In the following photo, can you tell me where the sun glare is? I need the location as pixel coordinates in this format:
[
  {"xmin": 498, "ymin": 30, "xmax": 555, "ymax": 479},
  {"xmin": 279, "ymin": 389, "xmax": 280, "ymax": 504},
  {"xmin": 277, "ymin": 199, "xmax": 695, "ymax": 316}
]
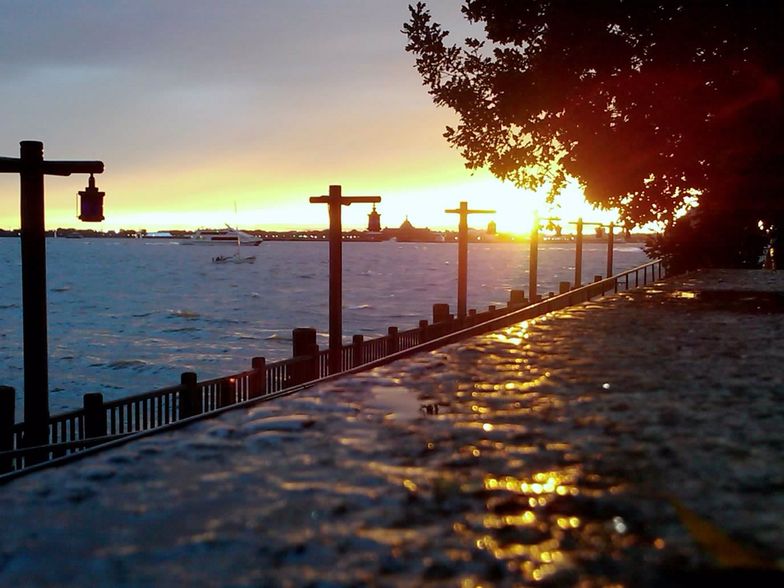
[
  {"xmin": 350, "ymin": 176, "xmax": 620, "ymax": 236},
  {"xmin": 0, "ymin": 155, "xmax": 620, "ymax": 233}
]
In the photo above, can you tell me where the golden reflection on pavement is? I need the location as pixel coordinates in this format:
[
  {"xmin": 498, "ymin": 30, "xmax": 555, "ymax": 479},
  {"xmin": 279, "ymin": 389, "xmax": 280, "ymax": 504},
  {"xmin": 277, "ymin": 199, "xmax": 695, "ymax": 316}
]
[
  {"xmin": 671, "ymin": 290, "xmax": 698, "ymax": 299},
  {"xmin": 458, "ymin": 467, "xmax": 585, "ymax": 583},
  {"xmin": 487, "ymin": 321, "xmax": 530, "ymax": 346}
]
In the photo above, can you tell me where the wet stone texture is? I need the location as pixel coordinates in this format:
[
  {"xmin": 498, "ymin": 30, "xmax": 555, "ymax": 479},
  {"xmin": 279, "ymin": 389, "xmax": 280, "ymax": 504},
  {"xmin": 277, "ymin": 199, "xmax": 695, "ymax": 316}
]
[{"xmin": 2, "ymin": 269, "xmax": 784, "ymax": 586}]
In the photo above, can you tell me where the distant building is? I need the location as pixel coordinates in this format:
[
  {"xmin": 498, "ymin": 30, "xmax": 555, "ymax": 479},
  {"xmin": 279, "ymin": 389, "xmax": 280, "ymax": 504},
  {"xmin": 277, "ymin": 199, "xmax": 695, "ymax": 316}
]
[
  {"xmin": 384, "ymin": 216, "xmax": 444, "ymax": 242},
  {"xmin": 487, "ymin": 220, "xmax": 497, "ymax": 235}
]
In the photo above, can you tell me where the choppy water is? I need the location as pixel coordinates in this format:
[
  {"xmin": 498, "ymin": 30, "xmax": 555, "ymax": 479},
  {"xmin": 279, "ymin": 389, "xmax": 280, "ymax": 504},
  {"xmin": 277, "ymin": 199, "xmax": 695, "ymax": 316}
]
[{"xmin": 0, "ymin": 238, "xmax": 647, "ymax": 416}]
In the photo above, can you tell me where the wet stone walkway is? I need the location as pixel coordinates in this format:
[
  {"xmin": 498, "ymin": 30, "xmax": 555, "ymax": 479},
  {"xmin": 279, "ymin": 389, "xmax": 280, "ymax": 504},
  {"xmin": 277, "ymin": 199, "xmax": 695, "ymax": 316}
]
[{"xmin": 1, "ymin": 269, "xmax": 783, "ymax": 586}]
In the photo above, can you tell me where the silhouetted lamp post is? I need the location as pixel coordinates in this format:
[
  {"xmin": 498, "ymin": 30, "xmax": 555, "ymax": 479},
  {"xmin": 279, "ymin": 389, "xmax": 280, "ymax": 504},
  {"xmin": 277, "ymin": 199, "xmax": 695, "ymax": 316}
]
[
  {"xmin": 570, "ymin": 217, "xmax": 585, "ymax": 287},
  {"xmin": 310, "ymin": 185, "xmax": 380, "ymax": 375},
  {"xmin": 445, "ymin": 201, "xmax": 494, "ymax": 320},
  {"xmin": 529, "ymin": 214, "xmax": 561, "ymax": 303},
  {"xmin": 0, "ymin": 140, "xmax": 104, "ymax": 451},
  {"xmin": 569, "ymin": 219, "xmax": 617, "ymax": 287}
]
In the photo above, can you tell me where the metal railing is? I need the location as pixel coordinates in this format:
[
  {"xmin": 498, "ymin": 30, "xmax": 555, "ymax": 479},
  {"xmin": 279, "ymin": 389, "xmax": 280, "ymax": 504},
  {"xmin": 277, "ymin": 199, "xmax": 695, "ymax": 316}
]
[{"xmin": 0, "ymin": 259, "xmax": 664, "ymax": 478}]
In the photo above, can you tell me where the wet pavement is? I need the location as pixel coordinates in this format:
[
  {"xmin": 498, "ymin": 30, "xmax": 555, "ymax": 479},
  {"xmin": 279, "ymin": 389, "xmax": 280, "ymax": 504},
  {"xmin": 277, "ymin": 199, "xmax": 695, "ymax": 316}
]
[{"xmin": 1, "ymin": 269, "xmax": 783, "ymax": 586}]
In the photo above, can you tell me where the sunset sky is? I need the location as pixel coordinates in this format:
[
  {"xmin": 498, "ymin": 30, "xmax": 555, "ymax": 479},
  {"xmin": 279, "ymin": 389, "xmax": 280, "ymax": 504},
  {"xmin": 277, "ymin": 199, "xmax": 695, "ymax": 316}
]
[{"xmin": 0, "ymin": 1, "xmax": 617, "ymax": 233}]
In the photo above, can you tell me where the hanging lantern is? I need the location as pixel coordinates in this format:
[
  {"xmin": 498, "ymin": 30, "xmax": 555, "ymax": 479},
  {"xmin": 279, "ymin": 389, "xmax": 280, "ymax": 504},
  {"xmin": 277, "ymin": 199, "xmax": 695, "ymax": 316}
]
[{"xmin": 78, "ymin": 174, "xmax": 105, "ymax": 222}]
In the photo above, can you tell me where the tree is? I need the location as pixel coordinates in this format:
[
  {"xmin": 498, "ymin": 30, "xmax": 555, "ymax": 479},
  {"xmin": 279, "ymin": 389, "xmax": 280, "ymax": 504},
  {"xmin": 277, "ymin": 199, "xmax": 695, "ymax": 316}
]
[{"xmin": 404, "ymin": 1, "xmax": 784, "ymax": 269}]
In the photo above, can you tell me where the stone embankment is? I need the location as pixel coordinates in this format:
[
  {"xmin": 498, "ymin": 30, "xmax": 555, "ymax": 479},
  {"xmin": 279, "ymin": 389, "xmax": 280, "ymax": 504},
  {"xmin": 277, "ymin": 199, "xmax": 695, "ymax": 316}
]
[{"xmin": 1, "ymin": 269, "xmax": 782, "ymax": 586}]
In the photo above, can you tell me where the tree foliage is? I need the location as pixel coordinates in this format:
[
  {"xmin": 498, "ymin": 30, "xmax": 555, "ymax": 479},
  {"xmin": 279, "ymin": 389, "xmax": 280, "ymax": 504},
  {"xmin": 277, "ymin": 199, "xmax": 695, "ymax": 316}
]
[{"xmin": 404, "ymin": 1, "xmax": 784, "ymax": 266}]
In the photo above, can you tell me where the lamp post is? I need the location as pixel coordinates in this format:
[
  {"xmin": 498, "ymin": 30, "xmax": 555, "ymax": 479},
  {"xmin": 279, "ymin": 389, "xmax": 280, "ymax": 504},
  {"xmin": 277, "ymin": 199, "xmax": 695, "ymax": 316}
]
[
  {"xmin": 570, "ymin": 217, "xmax": 584, "ymax": 287},
  {"xmin": 310, "ymin": 185, "xmax": 380, "ymax": 375},
  {"xmin": 568, "ymin": 219, "xmax": 616, "ymax": 287},
  {"xmin": 530, "ymin": 212, "xmax": 539, "ymax": 305},
  {"xmin": 445, "ymin": 201, "xmax": 494, "ymax": 319},
  {"xmin": 0, "ymin": 141, "xmax": 104, "ymax": 451},
  {"xmin": 529, "ymin": 215, "xmax": 561, "ymax": 303}
]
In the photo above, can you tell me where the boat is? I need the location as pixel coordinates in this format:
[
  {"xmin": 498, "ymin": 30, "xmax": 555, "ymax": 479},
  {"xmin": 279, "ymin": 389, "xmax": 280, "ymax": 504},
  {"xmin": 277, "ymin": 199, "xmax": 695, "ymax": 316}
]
[
  {"xmin": 208, "ymin": 223, "xmax": 259, "ymax": 264},
  {"xmin": 178, "ymin": 225, "xmax": 262, "ymax": 246},
  {"xmin": 212, "ymin": 253, "xmax": 256, "ymax": 264}
]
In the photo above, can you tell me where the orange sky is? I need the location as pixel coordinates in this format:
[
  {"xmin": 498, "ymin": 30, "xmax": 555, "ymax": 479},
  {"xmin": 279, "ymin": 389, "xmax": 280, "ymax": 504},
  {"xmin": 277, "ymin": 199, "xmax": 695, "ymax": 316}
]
[{"xmin": 0, "ymin": 1, "xmax": 619, "ymax": 234}]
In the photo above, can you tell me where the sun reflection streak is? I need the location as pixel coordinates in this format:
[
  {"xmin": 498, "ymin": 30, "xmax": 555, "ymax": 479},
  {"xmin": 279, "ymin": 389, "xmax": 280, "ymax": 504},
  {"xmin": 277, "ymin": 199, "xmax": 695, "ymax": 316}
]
[
  {"xmin": 483, "ymin": 469, "xmax": 580, "ymax": 501},
  {"xmin": 487, "ymin": 321, "xmax": 531, "ymax": 347},
  {"xmin": 473, "ymin": 467, "xmax": 585, "ymax": 582}
]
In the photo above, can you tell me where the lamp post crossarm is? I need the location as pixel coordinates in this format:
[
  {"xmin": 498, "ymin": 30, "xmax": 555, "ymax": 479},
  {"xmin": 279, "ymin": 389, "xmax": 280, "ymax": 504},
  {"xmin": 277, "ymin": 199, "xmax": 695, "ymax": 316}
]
[
  {"xmin": 0, "ymin": 156, "xmax": 23, "ymax": 173},
  {"xmin": 0, "ymin": 157, "xmax": 103, "ymax": 176},
  {"xmin": 342, "ymin": 196, "xmax": 381, "ymax": 206},
  {"xmin": 40, "ymin": 161, "xmax": 104, "ymax": 176},
  {"xmin": 571, "ymin": 220, "xmax": 606, "ymax": 227},
  {"xmin": 309, "ymin": 195, "xmax": 380, "ymax": 205},
  {"xmin": 445, "ymin": 208, "xmax": 495, "ymax": 215}
]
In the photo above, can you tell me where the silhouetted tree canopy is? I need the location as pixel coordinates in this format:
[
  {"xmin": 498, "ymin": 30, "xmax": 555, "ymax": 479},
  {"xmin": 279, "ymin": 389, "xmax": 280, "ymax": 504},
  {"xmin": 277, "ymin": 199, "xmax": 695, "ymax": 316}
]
[{"xmin": 405, "ymin": 1, "xmax": 784, "ymax": 268}]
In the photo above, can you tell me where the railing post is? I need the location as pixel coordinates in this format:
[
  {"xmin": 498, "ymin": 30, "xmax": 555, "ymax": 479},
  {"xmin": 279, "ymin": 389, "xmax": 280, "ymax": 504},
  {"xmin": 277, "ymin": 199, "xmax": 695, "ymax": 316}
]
[
  {"xmin": 432, "ymin": 303, "xmax": 451, "ymax": 324},
  {"xmin": 292, "ymin": 327, "xmax": 317, "ymax": 357},
  {"xmin": 180, "ymin": 372, "xmax": 200, "ymax": 418},
  {"xmin": 559, "ymin": 281, "xmax": 571, "ymax": 294},
  {"xmin": 352, "ymin": 334, "xmax": 364, "ymax": 368},
  {"xmin": 432, "ymin": 303, "xmax": 451, "ymax": 338},
  {"xmin": 220, "ymin": 378, "xmax": 236, "ymax": 408},
  {"xmin": 591, "ymin": 275, "xmax": 600, "ymax": 296},
  {"xmin": 83, "ymin": 392, "xmax": 106, "ymax": 439},
  {"xmin": 251, "ymin": 357, "xmax": 266, "ymax": 398},
  {"xmin": 418, "ymin": 319, "xmax": 429, "ymax": 344},
  {"xmin": 606, "ymin": 222, "xmax": 614, "ymax": 279},
  {"xmin": 291, "ymin": 327, "xmax": 319, "ymax": 382},
  {"xmin": 0, "ymin": 386, "xmax": 14, "ymax": 473},
  {"xmin": 387, "ymin": 326, "xmax": 399, "ymax": 354},
  {"xmin": 508, "ymin": 289, "xmax": 526, "ymax": 308}
]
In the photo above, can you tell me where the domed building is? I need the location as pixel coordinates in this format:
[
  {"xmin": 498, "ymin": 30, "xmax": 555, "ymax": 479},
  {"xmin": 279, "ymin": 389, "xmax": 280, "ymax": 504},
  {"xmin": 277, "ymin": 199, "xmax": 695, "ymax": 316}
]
[{"xmin": 386, "ymin": 216, "xmax": 444, "ymax": 242}]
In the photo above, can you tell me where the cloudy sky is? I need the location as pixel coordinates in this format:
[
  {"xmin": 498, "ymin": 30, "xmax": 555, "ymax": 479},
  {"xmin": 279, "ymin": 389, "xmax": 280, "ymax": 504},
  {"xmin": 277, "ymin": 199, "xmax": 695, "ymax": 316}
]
[{"xmin": 0, "ymin": 1, "xmax": 603, "ymax": 232}]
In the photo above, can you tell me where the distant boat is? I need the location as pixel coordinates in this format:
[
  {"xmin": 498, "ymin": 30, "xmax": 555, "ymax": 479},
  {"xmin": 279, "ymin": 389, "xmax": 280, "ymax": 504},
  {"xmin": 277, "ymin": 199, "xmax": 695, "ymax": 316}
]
[
  {"xmin": 212, "ymin": 253, "xmax": 256, "ymax": 264},
  {"xmin": 178, "ymin": 225, "xmax": 262, "ymax": 246}
]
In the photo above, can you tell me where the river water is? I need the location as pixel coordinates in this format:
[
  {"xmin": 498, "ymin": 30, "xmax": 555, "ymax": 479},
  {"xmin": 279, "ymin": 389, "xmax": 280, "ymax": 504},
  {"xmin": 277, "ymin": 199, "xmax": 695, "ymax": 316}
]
[{"xmin": 0, "ymin": 238, "xmax": 648, "ymax": 417}]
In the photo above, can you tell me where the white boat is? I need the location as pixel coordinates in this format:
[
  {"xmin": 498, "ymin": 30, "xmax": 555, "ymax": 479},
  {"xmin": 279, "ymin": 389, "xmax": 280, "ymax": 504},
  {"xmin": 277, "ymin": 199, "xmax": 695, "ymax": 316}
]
[{"xmin": 178, "ymin": 225, "xmax": 262, "ymax": 246}]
